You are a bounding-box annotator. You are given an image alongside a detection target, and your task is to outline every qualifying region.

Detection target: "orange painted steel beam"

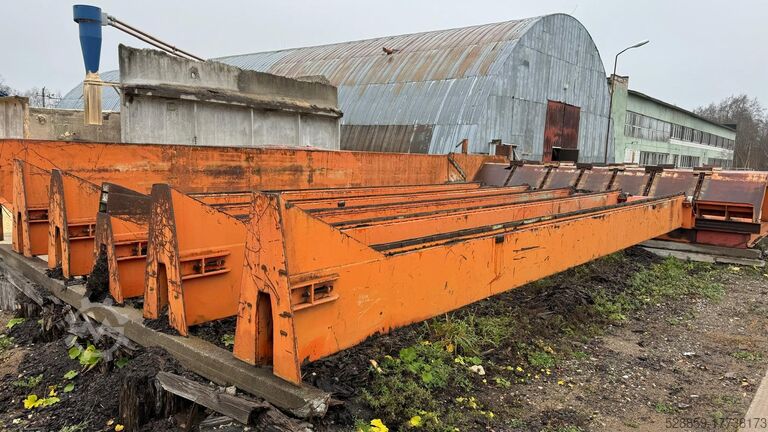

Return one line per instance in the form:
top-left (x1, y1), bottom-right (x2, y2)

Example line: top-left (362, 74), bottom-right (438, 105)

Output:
top-left (290, 185), bottom-right (530, 211)
top-left (313, 187), bottom-right (572, 224)
top-left (13, 161), bottom-right (102, 278)
top-left (144, 185), bottom-right (248, 335)
top-left (139, 184), bottom-right (548, 333)
top-left (277, 182), bottom-right (481, 201)
top-left (99, 185), bottom-right (277, 304)
top-left (340, 191), bottom-right (622, 246)
top-left (233, 193), bottom-right (686, 383)
top-left (48, 169), bottom-right (101, 278)
top-left (0, 139), bottom-right (502, 206)
top-left (12, 160), bottom-right (50, 257)
top-left (104, 184), bottom-right (487, 304)
top-left (95, 183), bottom-right (152, 303)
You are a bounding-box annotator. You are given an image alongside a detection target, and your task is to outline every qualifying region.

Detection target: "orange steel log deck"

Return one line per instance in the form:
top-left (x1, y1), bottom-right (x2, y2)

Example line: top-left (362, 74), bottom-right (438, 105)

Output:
top-left (477, 162), bottom-right (768, 248)
top-left (2, 138), bottom-right (768, 386)
top-left (231, 191), bottom-right (689, 383)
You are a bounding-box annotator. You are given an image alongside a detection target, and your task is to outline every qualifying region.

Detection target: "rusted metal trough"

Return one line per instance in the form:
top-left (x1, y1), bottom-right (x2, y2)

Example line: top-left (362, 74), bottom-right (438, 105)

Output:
top-left (3, 138), bottom-right (768, 389)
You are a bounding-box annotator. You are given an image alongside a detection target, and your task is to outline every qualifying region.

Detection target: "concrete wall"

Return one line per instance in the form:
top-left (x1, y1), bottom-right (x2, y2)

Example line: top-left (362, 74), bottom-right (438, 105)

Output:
top-left (0, 97), bottom-right (120, 142)
top-left (119, 46), bottom-right (341, 149)
top-left (0, 97), bottom-right (28, 139)
top-left (28, 108), bottom-right (121, 142)
top-left (611, 76), bottom-right (735, 166)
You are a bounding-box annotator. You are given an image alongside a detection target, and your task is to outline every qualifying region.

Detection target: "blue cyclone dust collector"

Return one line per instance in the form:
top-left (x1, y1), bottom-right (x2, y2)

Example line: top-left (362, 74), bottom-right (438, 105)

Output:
top-left (73, 4), bottom-right (103, 74)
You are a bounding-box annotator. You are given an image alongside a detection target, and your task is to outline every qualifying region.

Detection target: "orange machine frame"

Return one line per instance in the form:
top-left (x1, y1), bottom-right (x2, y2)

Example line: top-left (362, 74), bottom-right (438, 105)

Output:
top-left (142, 184), bottom-right (582, 335)
top-left (233, 192), bottom-right (687, 383)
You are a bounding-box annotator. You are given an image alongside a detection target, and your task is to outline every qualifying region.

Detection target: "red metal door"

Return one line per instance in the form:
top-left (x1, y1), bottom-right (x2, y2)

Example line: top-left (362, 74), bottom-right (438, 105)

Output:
top-left (543, 101), bottom-right (581, 162)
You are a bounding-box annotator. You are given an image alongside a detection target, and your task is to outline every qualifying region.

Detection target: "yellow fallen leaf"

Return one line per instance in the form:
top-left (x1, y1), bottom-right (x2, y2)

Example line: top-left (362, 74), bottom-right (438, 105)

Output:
top-left (370, 419), bottom-right (389, 432)
top-left (408, 415), bottom-right (422, 427)
top-left (115, 425), bottom-right (125, 431)
top-left (557, 380), bottom-right (565, 386)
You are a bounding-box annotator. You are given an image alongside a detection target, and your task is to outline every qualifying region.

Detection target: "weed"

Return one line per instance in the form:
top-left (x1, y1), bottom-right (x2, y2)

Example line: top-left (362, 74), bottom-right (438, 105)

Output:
top-left (396, 344), bottom-right (454, 388)
top-left (221, 334), bottom-right (235, 347)
top-left (355, 419), bottom-right (389, 432)
top-left (6, 318), bottom-right (24, 329)
top-left (0, 334), bottom-right (13, 351)
top-left (543, 427), bottom-right (583, 432)
top-left (59, 423), bottom-right (89, 432)
top-left (527, 350), bottom-right (556, 369)
top-left (493, 376), bottom-right (511, 388)
top-left (428, 315), bottom-right (481, 355)
top-left (654, 402), bottom-right (676, 414)
top-left (731, 350), bottom-right (763, 362)
top-left (713, 394), bottom-right (739, 407)
top-left (23, 394), bottom-right (60, 409)
top-left (593, 258), bottom-right (723, 323)
top-left (68, 342), bottom-right (102, 370)
top-left (572, 351), bottom-right (588, 361)
top-left (362, 342), bottom-right (469, 430)
top-left (13, 374), bottom-right (43, 388)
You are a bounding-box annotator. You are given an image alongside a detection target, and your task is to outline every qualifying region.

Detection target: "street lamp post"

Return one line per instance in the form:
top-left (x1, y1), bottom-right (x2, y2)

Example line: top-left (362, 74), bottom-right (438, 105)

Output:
top-left (603, 39), bottom-right (650, 164)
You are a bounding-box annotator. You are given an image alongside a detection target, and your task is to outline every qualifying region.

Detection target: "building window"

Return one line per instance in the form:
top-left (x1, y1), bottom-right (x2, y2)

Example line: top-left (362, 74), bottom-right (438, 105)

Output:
top-left (623, 111), bottom-right (735, 153)
top-left (639, 151), bottom-right (670, 166)
top-left (679, 155), bottom-right (700, 168)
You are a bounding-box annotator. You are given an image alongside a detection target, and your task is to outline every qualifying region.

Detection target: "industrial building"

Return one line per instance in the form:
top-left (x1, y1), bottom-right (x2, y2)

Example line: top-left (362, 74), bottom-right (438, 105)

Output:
top-left (60, 14), bottom-right (613, 162)
top-left (610, 75), bottom-right (736, 168)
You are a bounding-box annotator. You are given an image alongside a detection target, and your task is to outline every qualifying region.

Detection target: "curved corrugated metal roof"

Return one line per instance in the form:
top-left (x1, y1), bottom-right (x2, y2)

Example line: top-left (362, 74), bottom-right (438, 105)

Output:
top-left (216, 18), bottom-right (539, 86)
top-left (59, 17), bottom-right (541, 112)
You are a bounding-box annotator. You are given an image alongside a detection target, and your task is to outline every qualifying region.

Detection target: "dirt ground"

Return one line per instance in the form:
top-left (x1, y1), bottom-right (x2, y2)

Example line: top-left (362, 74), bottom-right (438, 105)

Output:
top-left (0, 247), bottom-right (767, 432)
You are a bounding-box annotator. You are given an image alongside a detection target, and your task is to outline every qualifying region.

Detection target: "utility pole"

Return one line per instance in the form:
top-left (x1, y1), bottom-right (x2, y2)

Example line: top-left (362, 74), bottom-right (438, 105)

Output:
top-left (603, 40), bottom-right (650, 164)
top-left (41, 86), bottom-right (46, 108)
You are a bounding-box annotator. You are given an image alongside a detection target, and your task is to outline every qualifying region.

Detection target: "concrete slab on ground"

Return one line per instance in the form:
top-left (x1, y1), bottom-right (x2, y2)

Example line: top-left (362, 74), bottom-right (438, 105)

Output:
top-left (740, 367), bottom-right (768, 431)
top-left (641, 239), bottom-right (765, 267)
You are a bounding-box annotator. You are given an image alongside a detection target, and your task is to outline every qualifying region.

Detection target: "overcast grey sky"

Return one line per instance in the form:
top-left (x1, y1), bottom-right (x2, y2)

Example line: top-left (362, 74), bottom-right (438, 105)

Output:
top-left (1, 1), bottom-right (766, 110)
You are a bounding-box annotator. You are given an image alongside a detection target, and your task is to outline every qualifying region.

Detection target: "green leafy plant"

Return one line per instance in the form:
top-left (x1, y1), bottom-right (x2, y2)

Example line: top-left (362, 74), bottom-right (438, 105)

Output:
top-left (654, 401), bottom-right (676, 414)
top-left (68, 342), bottom-right (102, 370)
top-left (115, 357), bottom-right (130, 369)
top-left (63, 383), bottom-right (75, 393)
top-left (6, 318), bottom-right (25, 329)
top-left (222, 334), bottom-right (235, 347)
top-left (23, 394), bottom-right (60, 409)
top-left (731, 350), bottom-right (762, 362)
top-left (63, 370), bottom-right (79, 380)
top-left (0, 334), bottom-right (13, 351)
top-left (13, 374), bottom-right (43, 388)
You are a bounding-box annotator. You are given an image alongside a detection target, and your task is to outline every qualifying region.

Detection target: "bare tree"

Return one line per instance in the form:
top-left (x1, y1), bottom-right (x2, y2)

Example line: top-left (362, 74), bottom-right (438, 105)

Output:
top-left (0, 75), bottom-right (13, 97)
top-left (695, 95), bottom-right (768, 169)
top-left (0, 76), bottom-right (61, 107)
top-left (19, 87), bottom-right (62, 108)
